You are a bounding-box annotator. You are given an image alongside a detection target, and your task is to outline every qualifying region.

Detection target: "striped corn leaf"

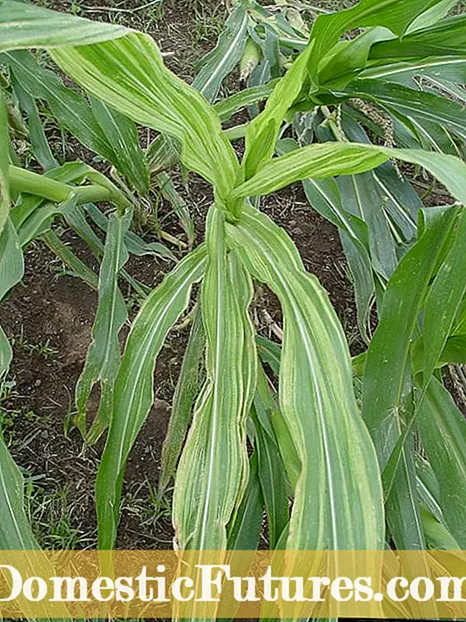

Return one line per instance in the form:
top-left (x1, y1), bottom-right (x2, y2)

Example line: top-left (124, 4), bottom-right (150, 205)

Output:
top-left (0, 4), bottom-right (240, 201)
top-left (173, 210), bottom-right (255, 550)
top-left (0, 0), bottom-right (128, 51)
top-left (0, 219), bottom-right (24, 302)
top-left (226, 206), bottom-right (384, 550)
top-left (229, 143), bottom-right (466, 205)
top-left (0, 91), bottom-right (9, 236)
top-left (96, 244), bottom-right (207, 549)
top-left (243, 43), bottom-right (313, 178)
top-left (193, 0), bottom-right (249, 102)
top-left (48, 35), bottom-right (240, 202)
top-left (75, 210), bottom-right (131, 445)
top-left (418, 377), bottom-right (466, 547)
top-left (159, 308), bottom-right (205, 495)
top-left (407, 0), bottom-right (459, 33)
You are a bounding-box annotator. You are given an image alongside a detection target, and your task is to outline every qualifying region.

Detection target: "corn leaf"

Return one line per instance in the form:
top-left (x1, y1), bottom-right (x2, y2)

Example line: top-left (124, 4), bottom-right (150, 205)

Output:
top-left (310, 0), bottom-right (457, 82)
top-left (362, 206), bottom-right (458, 548)
top-left (159, 308), bottom-right (205, 495)
top-left (173, 211), bottom-right (255, 550)
top-left (48, 34), bottom-right (239, 201)
top-left (193, 0), bottom-right (249, 102)
top-left (227, 452), bottom-right (263, 551)
top-left (369, 14), bottom-right (466, 60)
top-left (0, 0), bottom-right (128, 51)
top-left (0, 219), bottom-right (24, 302)
top-left (422, 208), bottom-right (466, 385)
top-left (0, 91), bottom-right (9, 236)
top-left (230, 143), bottom-right (466, 204)
top-left (252, 367), bottom-right (290, 549)
top-left (227, 206), bottom-right (384, 550)
top-left (96, 244), bottom-right (207, 549)
top-left (418, 377), bottom-right (466, 547)
top-left (10, 72), bottom-right (58, 171)
top-left (75, 210), bottom-right (131, 445)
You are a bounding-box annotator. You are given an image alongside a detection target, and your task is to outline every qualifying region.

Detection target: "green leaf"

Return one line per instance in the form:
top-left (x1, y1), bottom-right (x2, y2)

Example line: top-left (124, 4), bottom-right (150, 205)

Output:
top-left (0, 219), bottom-right (24, 302)
top-left (369, 14), bottom-right (466, 60)
top-left (0, 0), bottom-right (128, 51)
top-left (42, 229), bottom-right (99, 290)
top-left (227, 206), bottom-right (384, 550)
top-left (227, 452), bottom-right (263, 551)
top-left (0, 91), bottom-right (9, 236)
top-left (361, 56), bottom-right (466, 82)
top-left (422, 208), bottom-right (466, 385)
top-left (343, 79), bottom-right (466, 143)
top-left (75, 210), bottom-right (131, 445)
top-left (89, 96), bottom-right (149, 195)
top-left (418, 377), bottom-right (466, 547)
top-left (230, 143), bottom-right (466, 205)
top-left (309, 0), bottom-right (452, 83)
top-left (10, 72), bottom-right (58, 171)
top-left (3, 51), bottom-right (149, 194)
top-left (252, 366), bottom-right (290, 549)
top-left (214, 81), bottom-right (279, 123)
top-left (159, 308), bottom-right (205, 495)
top-left (48, 34), bottom-right (240, 202)
top-left (193, 0), bottom-right (249, 102)
top-left (362, 206), bottom-right (458, 549)
top-left (173, 211), bottom-right (256, 550)
top-left (96, 243), bottom-right (207, 549)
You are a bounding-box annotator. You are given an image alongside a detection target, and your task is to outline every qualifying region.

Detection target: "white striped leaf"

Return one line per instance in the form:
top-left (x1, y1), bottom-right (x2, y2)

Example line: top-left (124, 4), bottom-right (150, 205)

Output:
top-left (173, 210), bottom-right (256, 550)
top-left (229, 143), bottom-right (466, 205)
top-left (226, 206), bottom-right (384, 550)
top-left (0, 92), bottom-right (9, 236)
top-left (0, 0), bottom-right (128, 51)
top-left (96, 244), bottom-right (207, 549)
top-left (193, 0), bottom-right (249, 103)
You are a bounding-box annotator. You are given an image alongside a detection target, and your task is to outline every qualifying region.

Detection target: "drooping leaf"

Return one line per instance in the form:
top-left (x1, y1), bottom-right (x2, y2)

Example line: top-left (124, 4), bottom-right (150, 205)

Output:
top-left (96, 244), bottom-right (207, 549)
top-left (227, 206), bottom-right (384, 550)
top-left (173, 211), bottom-right (255, 550)
top-left (75, 209), bottom-right (131, 445)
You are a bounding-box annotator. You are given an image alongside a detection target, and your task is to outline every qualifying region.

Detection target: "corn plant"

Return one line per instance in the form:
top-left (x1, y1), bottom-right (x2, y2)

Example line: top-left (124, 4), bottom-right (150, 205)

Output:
top-left (1, 0), bottom-right (466, 568)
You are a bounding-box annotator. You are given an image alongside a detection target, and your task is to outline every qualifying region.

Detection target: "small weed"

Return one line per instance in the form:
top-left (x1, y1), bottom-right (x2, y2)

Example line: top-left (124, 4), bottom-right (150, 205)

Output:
top-left (12, 327), bottom-right (58, 359)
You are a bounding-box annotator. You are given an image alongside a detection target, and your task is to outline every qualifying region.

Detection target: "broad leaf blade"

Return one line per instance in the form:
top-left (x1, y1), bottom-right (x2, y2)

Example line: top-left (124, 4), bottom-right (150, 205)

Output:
top-left (173, 210), bottom-right (255, 551)
top-left (227, 206), bottom-right (384, 550)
